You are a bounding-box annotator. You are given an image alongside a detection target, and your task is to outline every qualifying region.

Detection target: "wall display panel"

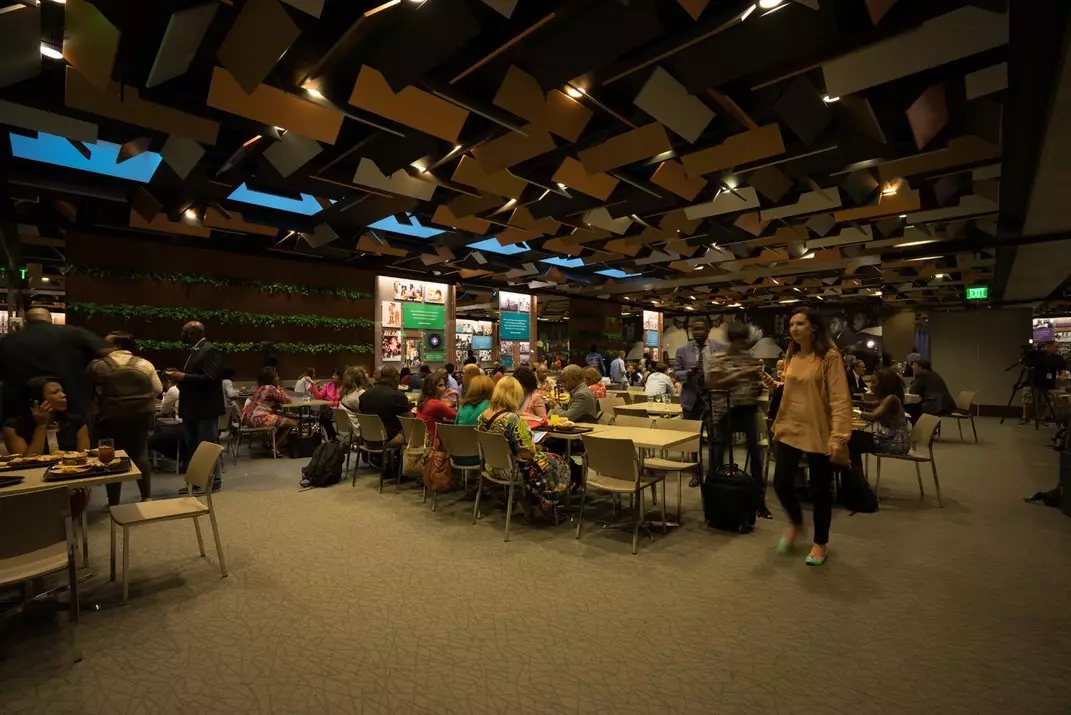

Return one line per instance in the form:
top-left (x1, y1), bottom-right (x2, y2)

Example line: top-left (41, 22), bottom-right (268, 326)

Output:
top-left (403, 336), bottom-right (422, 368)
top-left (382, 300), bottom-right (401, 328)
top-left (402, 301), bottom-right (446, 330)
top-left (472, 334), bottom-right (493, 350)
top-left (500, 312), bottom-right (530, 340)
top-left (382, 329), bottom-right (401, 361)
top-left (499, 291), bottom-right (531, 313)
top-left (376, 276), bottom-right (454, 369)
top-left (500, 340), bottom-right (514, 367)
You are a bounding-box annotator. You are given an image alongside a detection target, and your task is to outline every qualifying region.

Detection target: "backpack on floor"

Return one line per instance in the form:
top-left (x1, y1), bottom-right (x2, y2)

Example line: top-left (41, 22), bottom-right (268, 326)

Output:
top-left (839, 467), bottom-right (879, 514)
top-left (701, 390), bottom-right (758, 533)
top-left (300, 441), bottom-right (344, 488)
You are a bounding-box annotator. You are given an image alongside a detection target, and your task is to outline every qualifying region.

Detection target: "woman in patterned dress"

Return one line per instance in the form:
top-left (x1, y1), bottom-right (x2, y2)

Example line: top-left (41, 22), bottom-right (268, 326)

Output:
top-left (241, 367), bottom-right (297, 457)
top-left (476, 377), bottom-right (570, 516)
top-left (847, 368), bottom-right (911, 478)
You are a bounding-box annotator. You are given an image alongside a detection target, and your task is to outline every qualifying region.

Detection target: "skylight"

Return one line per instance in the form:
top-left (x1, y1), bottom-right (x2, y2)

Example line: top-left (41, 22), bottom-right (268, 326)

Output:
top-left (10, 132), bottom-right (162, 183)
top-left (540, 257), bottom-right (586, 268)
top-left (467, 237), bottom-right (530, 255)
top-left (595, 269), bottom-right (643, 279)
top-left (226, 182), bottom-right (325, 215)
top-left (367, 212), bottom-right (444, 238)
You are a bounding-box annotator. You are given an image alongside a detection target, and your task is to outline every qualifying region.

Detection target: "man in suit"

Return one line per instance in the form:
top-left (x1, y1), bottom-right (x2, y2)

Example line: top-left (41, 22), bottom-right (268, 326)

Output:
top-left (165, 321), bottom-right (224, 493)
top-left (674, 317), bottom-right (725, 421)
top-left (906, 359), bottom-right (956, 422)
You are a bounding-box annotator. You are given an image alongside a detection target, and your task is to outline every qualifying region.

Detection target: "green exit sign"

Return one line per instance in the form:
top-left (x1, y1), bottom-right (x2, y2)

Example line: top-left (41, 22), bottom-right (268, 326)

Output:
top-left (966, 286), bottom-right (988, 300)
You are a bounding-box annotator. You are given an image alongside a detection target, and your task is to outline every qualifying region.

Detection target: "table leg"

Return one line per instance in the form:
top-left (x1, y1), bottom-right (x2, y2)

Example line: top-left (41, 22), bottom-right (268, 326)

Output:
top-left (80, 510), bottom-right (89, 568)
top-left (640, 452), bottom-right (682, 529)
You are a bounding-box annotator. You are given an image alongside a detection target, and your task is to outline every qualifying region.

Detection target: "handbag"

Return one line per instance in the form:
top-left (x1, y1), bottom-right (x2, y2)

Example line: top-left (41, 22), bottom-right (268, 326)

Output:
top-left (422, 448), bottom-right (452, 493)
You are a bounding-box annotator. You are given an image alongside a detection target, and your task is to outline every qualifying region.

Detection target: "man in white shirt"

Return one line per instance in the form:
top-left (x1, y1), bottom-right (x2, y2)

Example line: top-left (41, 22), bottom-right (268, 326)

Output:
top-left (160, 376), bottom-right (181, 418)
top-left (644, 363), bottom-right (676, 399)
top-left (609, 351), bottom-right (627, 388)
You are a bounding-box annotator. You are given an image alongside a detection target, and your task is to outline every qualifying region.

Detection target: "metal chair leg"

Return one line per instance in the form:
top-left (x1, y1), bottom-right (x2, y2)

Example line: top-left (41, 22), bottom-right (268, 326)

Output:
top-left (504, 484), bottom-right (515, 542)
top-left (209, 510), bottom-right (228, 576)
top-left (875, 458), bottom-right (882, 502)
top-left (194, 517), bottom-right (206, 556)
top-left (575, 486), bottom-right (587, 538)
top-left (931, 458), bottom-right (944, 507)
top-left (631, 490), bottom-right (641, 555)
top-left (957, 420), bottom-right (964, 441)
top-left (66, 531), bottom-right (81, 663)
top-left (121, 527), bottom-right (130, 603)
top-left (971, 415), bottom-right (978, 443)
top-left (109, 520), bottom-right (116, 582)
top-left (660, 481), bottom-right (667, 534)
top-left (915, 463), bottom-right (924, 498)
top-left (473, 476), bottom-right (484, 524)
top-left (80, 511), bottom-right (89, 568)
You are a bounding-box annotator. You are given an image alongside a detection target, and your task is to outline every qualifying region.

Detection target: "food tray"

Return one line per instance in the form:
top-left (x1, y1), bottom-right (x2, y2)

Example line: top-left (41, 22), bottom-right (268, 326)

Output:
top-left (0, 454), bottom-right (65, 471)
top-left (43, 457), bottom-right (132, 482)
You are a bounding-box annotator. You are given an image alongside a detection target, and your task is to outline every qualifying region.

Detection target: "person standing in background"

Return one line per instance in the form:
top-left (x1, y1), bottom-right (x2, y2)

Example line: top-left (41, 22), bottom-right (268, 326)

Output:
top-left (765, 309), bottom-right (852, 566)
top-left (585, 345), bottom-right (606, 377)
top-left (90, 331), bottom-right (161, 505)
top-left (444, 363), bottom-right (460, 393)
top-left (609, 351), bottom-right (627, 389)
top-left (464, 350), bottom-right (478, 366)
top-left (166, 321), bottom-right (224, 493)
top-left (675, 317), bottom-right (718, 421)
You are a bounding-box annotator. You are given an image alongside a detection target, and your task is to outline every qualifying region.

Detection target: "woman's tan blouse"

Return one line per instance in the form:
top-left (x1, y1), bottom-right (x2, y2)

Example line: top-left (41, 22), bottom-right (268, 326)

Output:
top-left (772, 349), bottom-right (853, 455)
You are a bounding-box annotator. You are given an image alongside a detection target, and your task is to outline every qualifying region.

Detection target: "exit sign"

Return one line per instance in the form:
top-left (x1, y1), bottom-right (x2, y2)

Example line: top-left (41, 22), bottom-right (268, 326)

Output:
top-left (966, 286), bottom-right (988, 300)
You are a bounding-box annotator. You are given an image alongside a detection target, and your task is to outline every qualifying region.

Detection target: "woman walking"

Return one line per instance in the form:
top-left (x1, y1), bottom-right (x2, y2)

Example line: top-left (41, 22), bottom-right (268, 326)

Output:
top-left (764, 309), bottom-right (852, 565)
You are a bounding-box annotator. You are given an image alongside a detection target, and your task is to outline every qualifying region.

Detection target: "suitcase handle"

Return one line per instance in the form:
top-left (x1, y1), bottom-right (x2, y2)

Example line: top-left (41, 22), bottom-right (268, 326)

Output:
top-left (704, 388), bottom-right (736, 469)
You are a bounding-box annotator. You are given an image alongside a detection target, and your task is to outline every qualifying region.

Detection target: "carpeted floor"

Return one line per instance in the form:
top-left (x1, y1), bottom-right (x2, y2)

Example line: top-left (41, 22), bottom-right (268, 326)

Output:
top-left (1, 417), bottom-right (1070, 714)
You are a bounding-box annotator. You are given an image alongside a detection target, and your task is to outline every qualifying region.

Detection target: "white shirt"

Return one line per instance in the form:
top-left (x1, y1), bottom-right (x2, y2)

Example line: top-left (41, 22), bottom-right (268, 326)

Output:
top-left (644, 372), bottom-right (676, 398)
top-left (294, 376), bottom-right (315, 395)
top-left (160, 385), bottom-right (181, 418)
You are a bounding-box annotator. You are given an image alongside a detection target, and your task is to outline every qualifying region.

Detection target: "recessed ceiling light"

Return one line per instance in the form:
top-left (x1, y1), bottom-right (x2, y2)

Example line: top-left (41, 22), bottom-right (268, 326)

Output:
top-left (40, 44), bottom-right (63, 60)
top-left (42, 277), bottom-right (50, 283)
top-left (899, 214), bottom-right (907, 219)
top-left (184, 209), bottom-right (198, 220)
top-left (740, 4), bottom-right (757, 21)
top-left (907, 255), bottom-right (944, 262)
top-left (274, 126), bottom-right (287, 134)
top-left (822, 95), bottom-right (840, 104)
top-left (556, 182), bottom-right (567, 190)
top-left (936, 273), bottom-right (949, 279)
top-left (684, 306), bottom-right (695, 311)
top-left (694, 266), bottom-right (704, 271)
top-left (758, 0), bottom-right (783, 7)
top-left (564, 85), bottom-right (584, 99)
top-left (453, 144), bottom-right (462, 151)
top-left (303, 86), bottom-right (324, 99)
top-left (894, 239), bottom-right (939, 248)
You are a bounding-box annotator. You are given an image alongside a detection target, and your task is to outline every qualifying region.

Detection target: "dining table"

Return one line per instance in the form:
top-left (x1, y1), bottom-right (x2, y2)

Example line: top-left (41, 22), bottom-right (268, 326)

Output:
top-left (0, 450), bottom-right (141, 567)
top-left (614, 403), bottom-right (683, 418)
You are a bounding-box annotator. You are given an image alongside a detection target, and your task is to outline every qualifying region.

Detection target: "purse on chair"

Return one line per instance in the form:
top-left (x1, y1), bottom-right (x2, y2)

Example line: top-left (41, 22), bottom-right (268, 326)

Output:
top-left (422, 448), bottom-right (452, 492)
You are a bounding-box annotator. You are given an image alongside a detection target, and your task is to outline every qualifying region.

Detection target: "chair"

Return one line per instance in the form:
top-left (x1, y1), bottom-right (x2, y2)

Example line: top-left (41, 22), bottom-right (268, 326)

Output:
top-left (109, 442), bottom-right (227, 602)
top-left (334, 407), bottom-right (361, 477)
top-left (355, 414), bottom-right (404, 492)
top-left (645, 419), bottom-right (703, 522)
top-left (597, 396), bottom-right (625, 421)
top-left (948, 391), bottom-right (979, 443)
top-left (874, 414), bottom-right (944, 507)
top-left (630, 393), bottom-right (648, 404)
top-left (613, 414), bottom-right (654, 428)
top-left (474, 431), bottom-right (526, 541)
top-left (437, 424), bottom-right (482, 511)
top-left (577, 435), bottom-right (667, 554)
top-left (230, 400), bottom-right (276, 461)
top-left (398, 416), bottom-right (429, 499)
top-left (668, 395), bottom-right (681, 405)
top-left (0, 488), bottom-right (81, 661)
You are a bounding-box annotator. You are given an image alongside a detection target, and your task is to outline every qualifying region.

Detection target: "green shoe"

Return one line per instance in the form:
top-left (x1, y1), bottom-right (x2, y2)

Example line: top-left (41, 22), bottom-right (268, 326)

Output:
top-left (805, 550), bottom-right (828, 566)
top-left (776, 537), bottom-right (793, 554)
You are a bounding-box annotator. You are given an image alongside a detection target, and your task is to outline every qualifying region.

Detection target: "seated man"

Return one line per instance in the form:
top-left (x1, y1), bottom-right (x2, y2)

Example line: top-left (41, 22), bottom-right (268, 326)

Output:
top-left (906, 359), bottom-right (955, 422)
top-left (549, 364), bottom-right (599, 423)
top-left (358, 365), bottom-right (413, 448)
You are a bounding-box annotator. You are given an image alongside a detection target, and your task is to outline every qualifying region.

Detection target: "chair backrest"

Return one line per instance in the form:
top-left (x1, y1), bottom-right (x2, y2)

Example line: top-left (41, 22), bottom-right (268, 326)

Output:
top-left (186, 442), bottom-right (225, 491)
top-left (954, 390), bottom-right (976, 413)
top-left (356, 413), bottom-right (388, 443)
top-left (398, 416), bottom-right (426, 449)
top-left (476, 430), bottom-right (514, 474)
top-left (438, 424), bottom-right (480, 460)
top-left (669, 395), bottom-right (681, 404)
top-left (333, 407), bottom-right (354, 441)
top-left (582, 435), bottom-right (640, 485)
top-left (598, 410), bottom-right (614, 425)
top-left (597, 396), bottom-right (622, 418)
top-left (398, 416), bottom-right (417, 444)
top-left (630, 393), bottom-right (647, 404)
top-left (652, 418), bottom-right (702, 452)
top-left (0, 487), bottom-right (70, 567)
top-left (614, 414), bottom-right (653, 428)
top-left (911, 414), bottom-right (942, 452)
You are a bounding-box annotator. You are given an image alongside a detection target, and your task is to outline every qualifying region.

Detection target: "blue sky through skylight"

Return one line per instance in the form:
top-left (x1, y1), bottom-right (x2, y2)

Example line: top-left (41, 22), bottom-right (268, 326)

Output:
top-left (467, 237), bottom-right (530, 255)
top-left (10, 132), bottom-right (162, 183)
top-left (540, 257), bottom-right (586, 268)
top-left (595, 269), bottom-right (643, 279)
top-left (226, 182), bottom-right (325, 215)
top-left (367, 213), bottom-right (444, 238)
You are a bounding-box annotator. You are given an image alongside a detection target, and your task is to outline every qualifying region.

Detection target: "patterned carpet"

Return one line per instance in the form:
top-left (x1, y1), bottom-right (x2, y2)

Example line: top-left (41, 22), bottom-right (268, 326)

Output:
top-left (1, 418), bottom-right (1069, 715)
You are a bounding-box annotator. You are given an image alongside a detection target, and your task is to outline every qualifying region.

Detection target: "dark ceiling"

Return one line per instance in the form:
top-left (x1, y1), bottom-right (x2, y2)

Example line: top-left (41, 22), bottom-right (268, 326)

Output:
top-left (0, 0), bottom-right (1059, 312)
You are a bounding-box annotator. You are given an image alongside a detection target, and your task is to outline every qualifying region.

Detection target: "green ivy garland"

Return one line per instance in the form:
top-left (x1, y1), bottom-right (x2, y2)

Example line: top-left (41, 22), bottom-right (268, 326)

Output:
top-left (64, 265), bottom-right (372, 301)
top-left (135, 340), bottom-right (374, 355)
top-left (67, 302), bottom-right (373, 330)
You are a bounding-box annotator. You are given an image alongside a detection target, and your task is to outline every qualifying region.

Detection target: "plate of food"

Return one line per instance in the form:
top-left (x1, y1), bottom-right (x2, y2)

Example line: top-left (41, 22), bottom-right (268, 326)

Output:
top-left (0, 454), bottom-right (64, 471)
top-left (44, 456), bottom-right (131, 482)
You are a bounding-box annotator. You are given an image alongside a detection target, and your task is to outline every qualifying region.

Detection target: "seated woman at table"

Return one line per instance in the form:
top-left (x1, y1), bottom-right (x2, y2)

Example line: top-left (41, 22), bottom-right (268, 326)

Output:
top-left (3, 376), bottom-right (92, 517)
top-left (847, 368), bottom-right (911, 479)
top-left (241, 367), bottom-right (297, 457)
top-left (399, 367), bottom-right (413, 387)
top-left (311, 366), bottom-right (343, 406)
top-left (417, 370), bottom-right (459, 448)
top-left (457, 375), bottom-right (493, 426)
top-left (583, 367), bottom-right (607, 399)
top-left (491, 364), bottom-right (507, 385)
top-left (476, 377), bottom-right (570, 516)
top-left (535, 363), bottom-right (556, 399)
top-left (514, 367), bottom-right (548, 421)
top-left (337, 366), bottom-right (370, 440)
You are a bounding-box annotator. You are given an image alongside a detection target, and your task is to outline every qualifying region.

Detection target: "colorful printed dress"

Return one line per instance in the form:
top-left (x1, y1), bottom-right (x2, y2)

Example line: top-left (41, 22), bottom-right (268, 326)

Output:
top-left (242, 385), bottom-right (291, 428)
top-left (476, 410), bottom-right (571, 511)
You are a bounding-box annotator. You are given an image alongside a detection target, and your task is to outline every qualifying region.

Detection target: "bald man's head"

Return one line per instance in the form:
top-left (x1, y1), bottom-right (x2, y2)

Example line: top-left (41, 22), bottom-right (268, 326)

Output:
top-left (461, 362), bottom-right (482, 386)
top-left (180, 321), bottom-right (205, 345)
top-left (25, 308), bottom-right (52, 324)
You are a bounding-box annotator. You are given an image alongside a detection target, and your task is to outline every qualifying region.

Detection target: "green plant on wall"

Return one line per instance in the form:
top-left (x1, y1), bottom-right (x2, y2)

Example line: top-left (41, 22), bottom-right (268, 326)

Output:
top-left (136, 340), bottom-right (374, 354)
top-left (67, 302), bottom-right (373, 330)
top-left (64, 265), bottom-right (372, 300)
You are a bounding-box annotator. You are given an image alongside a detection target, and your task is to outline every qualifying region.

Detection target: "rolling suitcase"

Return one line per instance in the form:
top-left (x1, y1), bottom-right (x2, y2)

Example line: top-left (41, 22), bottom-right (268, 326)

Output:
top-left (701, 389), bottom-right (758, 533)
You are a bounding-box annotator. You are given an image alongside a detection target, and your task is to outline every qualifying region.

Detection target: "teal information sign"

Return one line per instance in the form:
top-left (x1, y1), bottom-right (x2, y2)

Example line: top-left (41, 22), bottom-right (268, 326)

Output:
top-left (500, 311), bottom-right (529, 340)
top-left (402, 302), bottom-right (445, 330)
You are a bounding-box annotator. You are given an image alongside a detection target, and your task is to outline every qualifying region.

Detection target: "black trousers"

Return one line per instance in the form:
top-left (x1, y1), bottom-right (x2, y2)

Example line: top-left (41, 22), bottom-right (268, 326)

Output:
top-left (97, 414), bottom-right (153, 505)
top-left (772, 441), bottom-right (833, 545)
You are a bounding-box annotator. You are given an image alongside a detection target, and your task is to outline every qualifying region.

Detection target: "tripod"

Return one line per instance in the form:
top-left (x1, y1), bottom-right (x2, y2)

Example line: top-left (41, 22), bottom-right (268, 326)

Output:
top-left (1000, 362), bottom-right (1055, 430)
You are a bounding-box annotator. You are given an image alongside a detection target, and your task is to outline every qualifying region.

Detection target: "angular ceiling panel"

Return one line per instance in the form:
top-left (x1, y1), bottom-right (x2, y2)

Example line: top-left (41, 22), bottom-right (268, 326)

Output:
top-left (633, 67), bottom-right (714, 143)
top-left (681, 124), bottom-right (785, 177)
top-left (263, 132), bottom-right (322, 178)
top-left (352, 158), bottom-right (436, 201)
top-left (551, 157), bottom-right (619, 201)
top-left (492, 65), bottom-right (593, 142)
top-left (651, 160), bottom-right (707, 201)
top-left (217, 0), bottom-right (301, 95)
top-left (63, 0), bottom-right (120, 93)
top-left (472, 125), bottom-right (557, 174)
top-left (684, 187), bottom-right (760, 220)
top-left (0, 100), bottom-right (97, 144)
top-left (146, 3), bottom-right (219, 88)
top-left (0, 3), bottom-right (40, 89)
top-left (349, 65), bottom-right (468, 143)
top-left (577, 123), bottom-right (672, 175)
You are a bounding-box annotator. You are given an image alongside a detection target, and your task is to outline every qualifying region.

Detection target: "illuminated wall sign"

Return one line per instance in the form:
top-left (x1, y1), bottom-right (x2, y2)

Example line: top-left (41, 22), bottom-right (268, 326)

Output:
top-left (966, 286), bottom-right (988, 300)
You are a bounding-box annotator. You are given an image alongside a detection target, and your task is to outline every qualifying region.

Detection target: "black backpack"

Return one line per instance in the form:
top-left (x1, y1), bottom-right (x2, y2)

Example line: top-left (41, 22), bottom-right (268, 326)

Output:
top-left (96, 354), bottom-right (156, 421)
top-left (701, 390), bottom-right (759, 533)
top-left (839, 467), bottom-right (879, 514)
top-left (300, 441), bottom-right (344, 488)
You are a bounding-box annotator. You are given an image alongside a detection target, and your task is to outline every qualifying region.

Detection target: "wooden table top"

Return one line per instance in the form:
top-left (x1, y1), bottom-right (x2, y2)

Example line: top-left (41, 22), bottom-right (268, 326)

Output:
top-left (614, 403), bottom-right (683, 416)
top-left (548, 424), bottom-right (695, 449)
top-left (281, 399), bottom-right (332, 409)
top-left (0, 450), bottom-right (141, 498)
